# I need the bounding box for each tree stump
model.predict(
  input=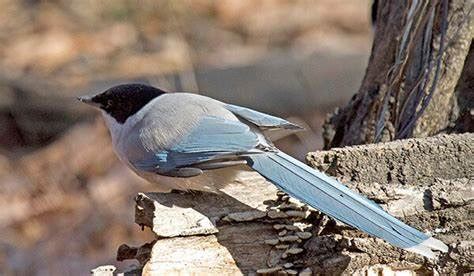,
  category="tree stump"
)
[101,133,473,275]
